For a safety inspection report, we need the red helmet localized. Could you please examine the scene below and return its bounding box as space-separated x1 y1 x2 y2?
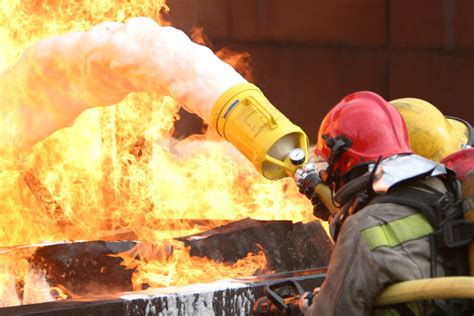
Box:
314 91 412 180
441 147 474 181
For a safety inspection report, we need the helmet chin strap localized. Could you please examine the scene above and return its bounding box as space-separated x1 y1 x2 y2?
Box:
320 134 353 209
321 134 353 188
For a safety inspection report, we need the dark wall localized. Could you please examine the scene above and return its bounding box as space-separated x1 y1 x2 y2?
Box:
167 0 474 142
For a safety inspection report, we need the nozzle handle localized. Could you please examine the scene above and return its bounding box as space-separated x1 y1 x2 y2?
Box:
243 96 278 130
263 280 305 312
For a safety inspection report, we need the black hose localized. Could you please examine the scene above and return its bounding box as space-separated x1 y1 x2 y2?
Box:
334 173 371 205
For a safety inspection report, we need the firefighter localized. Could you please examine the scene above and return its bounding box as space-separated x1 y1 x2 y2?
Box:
390 97 473 162
295 91 472 315
303 97 473 223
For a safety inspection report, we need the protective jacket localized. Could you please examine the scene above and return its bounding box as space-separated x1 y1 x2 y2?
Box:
305 177 447 316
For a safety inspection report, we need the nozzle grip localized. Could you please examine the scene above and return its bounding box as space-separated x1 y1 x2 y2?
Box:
314 184 339 215
264 280 305 312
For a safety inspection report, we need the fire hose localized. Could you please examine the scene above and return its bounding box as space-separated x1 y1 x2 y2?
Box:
374 277 474 305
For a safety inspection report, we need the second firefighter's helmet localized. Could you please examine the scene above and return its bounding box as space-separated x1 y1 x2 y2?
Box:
314 91 412 188
390 98 473 162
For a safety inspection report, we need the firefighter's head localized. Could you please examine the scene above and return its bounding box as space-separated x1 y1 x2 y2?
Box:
390 98 473 162
314 91 412 191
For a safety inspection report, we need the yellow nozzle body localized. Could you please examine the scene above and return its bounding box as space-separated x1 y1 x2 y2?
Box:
211 83 309 180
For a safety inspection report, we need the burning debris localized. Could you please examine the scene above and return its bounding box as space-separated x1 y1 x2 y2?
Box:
30 241 138 296
177 218 332 273
0 219 331 311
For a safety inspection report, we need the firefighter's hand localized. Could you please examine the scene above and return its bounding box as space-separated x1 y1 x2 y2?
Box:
253 292 312 316
295 163 322 201
298 291 315 314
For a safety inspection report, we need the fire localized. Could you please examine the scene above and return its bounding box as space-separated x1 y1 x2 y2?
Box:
0 0 317 307
117 242 269 291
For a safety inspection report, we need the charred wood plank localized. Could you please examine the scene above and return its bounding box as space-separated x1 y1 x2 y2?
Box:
286 221 333 271
29 241 138 296
176 218 333 273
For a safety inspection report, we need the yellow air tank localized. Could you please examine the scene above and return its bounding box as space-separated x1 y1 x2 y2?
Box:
211 83 309 180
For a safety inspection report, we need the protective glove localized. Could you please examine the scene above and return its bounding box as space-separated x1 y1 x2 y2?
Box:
299 287 321 315
294 163 322 201
295 163 332 221
298 290 315 314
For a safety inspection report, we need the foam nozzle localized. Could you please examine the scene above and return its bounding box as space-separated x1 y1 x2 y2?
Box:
210 83 309 180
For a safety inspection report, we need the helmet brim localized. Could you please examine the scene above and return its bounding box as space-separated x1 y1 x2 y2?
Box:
446 116 473 149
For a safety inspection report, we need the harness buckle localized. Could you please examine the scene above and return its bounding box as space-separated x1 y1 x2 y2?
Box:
440 220 473 248
435 195 451 211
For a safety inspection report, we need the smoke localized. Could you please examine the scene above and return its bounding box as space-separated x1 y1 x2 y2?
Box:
0 17 246 153
190 26 254 82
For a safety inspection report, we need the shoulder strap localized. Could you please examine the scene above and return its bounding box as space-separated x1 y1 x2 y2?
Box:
369 178 474 315
370 179 474 242
369 182 447 229
371 180 474 249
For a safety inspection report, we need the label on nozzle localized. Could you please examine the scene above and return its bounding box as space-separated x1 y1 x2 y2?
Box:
289 148 306 165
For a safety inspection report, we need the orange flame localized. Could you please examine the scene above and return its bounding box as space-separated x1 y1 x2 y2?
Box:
0 0 317 307
117 242 269 291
